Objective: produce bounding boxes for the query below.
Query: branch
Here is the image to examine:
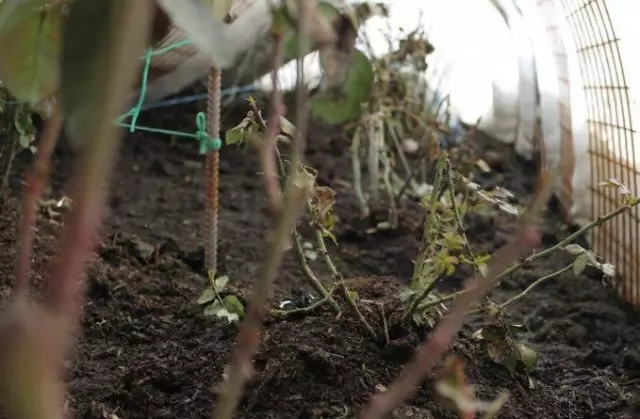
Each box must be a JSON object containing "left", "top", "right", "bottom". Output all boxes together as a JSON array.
[
  {"left": 14, "top": 106, "right": 63, "bottom": 295},
  {"left": 254, "top": 37, "right": 285, "bottom": 215},
  {"left": 212, "top": 3, "right": 313, "bottom": 418},
  {"left": 492, "top": 195, "right": 640, "bottom": 285}
]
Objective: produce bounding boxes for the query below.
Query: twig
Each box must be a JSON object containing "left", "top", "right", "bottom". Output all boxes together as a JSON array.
[
  {"left": 306, "top": 200, "right": 378, "bottom": 340},
  {"left": 255, "top": 37, "right": 285, "bottom": 215},
  {"left": 380, "top": 304, "right": 390, "bottom": 345},
  {"left": 271, "top": 284, "right": 338, "bottom": 317},
  {"left": 495, "top": 264, "right": 572, "bottom": 311},
  {"left": 351, "top": 126, "right": 370, "bottom": 217},
  {"left": 290, "top": 230, "right": 341, "bottom": 313},
  {"left": 213, "top": 156, "right": 311, "bottom": 419},
  {"left": 213, "top": 4, "right": 318, "bottom": 418},
  {"left": 257, "top": 104, "right": 340, "bottom": 314},
  {"left": 359, "top": 169, "right": 556, "bottom": 419},
  {"left": 492, "top": 195, "right": 640, "bottom": 285},
  {"left": 14, "top": 106, "right": 63, "bottom": 295}
]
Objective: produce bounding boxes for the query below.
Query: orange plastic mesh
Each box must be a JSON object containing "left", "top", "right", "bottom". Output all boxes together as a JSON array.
[{"left": 539, "top": 0, "right": 640, "bottom": 306}]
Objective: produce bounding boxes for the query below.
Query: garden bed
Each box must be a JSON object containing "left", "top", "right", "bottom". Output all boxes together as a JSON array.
[{"left": 1, "top": 100, "right": 640, "bottom": 419}]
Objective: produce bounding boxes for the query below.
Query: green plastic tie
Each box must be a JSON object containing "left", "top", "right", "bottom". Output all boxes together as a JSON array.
[{"left": 196, "top": 112, "right": 222, "bottom": 154}]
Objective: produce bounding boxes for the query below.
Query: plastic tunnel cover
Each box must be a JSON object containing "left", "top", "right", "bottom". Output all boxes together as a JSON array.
[{"left": 259, "top": 0, "right": 519, "bottom": 133}]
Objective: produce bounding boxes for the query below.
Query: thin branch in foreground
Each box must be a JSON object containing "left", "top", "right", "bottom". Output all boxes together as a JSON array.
[
  {"left": 213, "top": 164, "right": 313, "bottom": 419},
  {"left": 14, "top": 106, "right": 63, "bottom": 295},
  {"left": 359, "top": 171, "right": 557, "bottom": 419},
  {"left": 212, "top": 3, "right": 317, "bottom": 418},
  {"left": 254, "top": 37, "right": 285, "bottom": 215}
]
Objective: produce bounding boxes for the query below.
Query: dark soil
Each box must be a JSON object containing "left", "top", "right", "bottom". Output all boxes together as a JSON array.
[{"left": 2, "top": 97, "right": 640, "bottom": 419}]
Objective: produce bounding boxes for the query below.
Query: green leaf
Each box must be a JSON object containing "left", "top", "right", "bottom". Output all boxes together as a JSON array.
[
  {"left": 213, "top": 275, "right": 229, "bottom": 292},
  {"left": 399, "top": 288, "right": 415, "bottom": 302},
  {"left": 573, "top": 253, "right": 589, "bottom": 275},
  {"left": 197, "top": 288, "right": 216, "bottom": 305},
  {"left": 215, "top": 307, "right": 240, "bottom": 324},
  {"left": 222, "top": 295, "right": 245, "bottom": 317},
  {"left": 225, "top": 116, "right": 254, "bottom": 145},
  {"left": 203, "top": 300, "right": 223, "bottom": 316},
  {"left": 0, "top": 0, "right": 65, "bottom": 106},
  {"left": 473, "top": 325, "right": 504, "bottom": 342},
  {"left": 515, "top": 343, "right": 538, "bottom": 374},
  {"left": 310, "top": 48, "right": 374, "bottom": 125}
]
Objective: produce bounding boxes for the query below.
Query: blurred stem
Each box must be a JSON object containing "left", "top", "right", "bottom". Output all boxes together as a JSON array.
[{"left": 15, "top": 106, "right": 63, "bottom": 295}]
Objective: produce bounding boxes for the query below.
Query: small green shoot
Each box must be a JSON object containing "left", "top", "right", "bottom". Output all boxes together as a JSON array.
[
  {"left": 198, "top": 272, "right": 245, "bottom": 324},
  {"left": 473, "top": 321, "right": 538, "bottom": 381}
]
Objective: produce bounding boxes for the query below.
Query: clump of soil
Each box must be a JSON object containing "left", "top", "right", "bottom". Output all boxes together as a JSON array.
[{"left": 1, "top": 98, "right": 640, "bottom": 419}]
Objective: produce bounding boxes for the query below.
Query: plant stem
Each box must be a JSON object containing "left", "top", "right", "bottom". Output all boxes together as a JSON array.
[
  {"left": 213, "top": 5, "right": 314, "bottom": 417},
  {"left": 367, "top": 116, "right": 380, "bottom": 206},
  {"left": 270, "top": 119, "right": 340, "bottom": 314},
  {"left": 256, "top": 37, "right": 285, "bottom": 215},
  {"left": 15, "top": 106, "right": 63, "bottom": 295},
  {"left": 493, "top": 196, "right": 640, "bottom": 284},
  {"left": 213, "top": 157, "right": 311, "bottom": 419},
  {"left": 496, "top": 264, "right": 572, "bottom": 311},
  {"left": 291, "top": 230, "right": 341, "bottom": 313},
  {"left": 351, "top": 126, "right": 370, "bottom": 217},
  {"left": 403, "top": 153, "right": 447, "bottom": 323},
  {"left": 307, "top": 211, "right": 377, "bottom": 340}
]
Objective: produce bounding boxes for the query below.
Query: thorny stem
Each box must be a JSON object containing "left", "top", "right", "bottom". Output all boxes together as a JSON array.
[
  {"left": 205, "top": 68, "right": 222, "bottom": 274},
  {"left": 213, "top": 154, "right": 310, "bottom": 419},
  {"left": 359, "top": 169, "right": 557, "bottom": 419},
  {"left": 15, "top": 107, "right": 63, "bottom": 295}
]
